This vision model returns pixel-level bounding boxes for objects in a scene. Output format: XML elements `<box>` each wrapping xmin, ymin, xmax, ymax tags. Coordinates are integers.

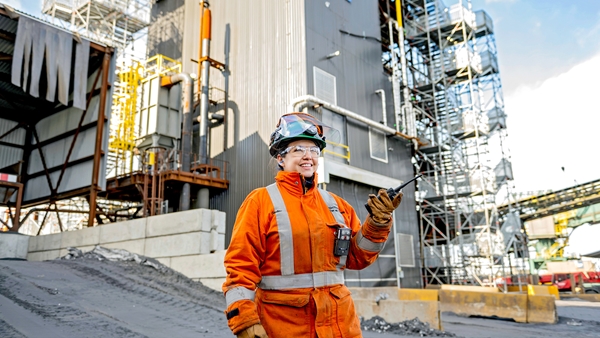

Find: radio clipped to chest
<box><xmin>333</xmin><ymin>227</ymin><xmax>352</xmax><ymax>256</ymax></box>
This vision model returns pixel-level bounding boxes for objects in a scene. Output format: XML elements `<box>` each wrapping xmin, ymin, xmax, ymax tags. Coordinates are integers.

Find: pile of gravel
<box><xmin>361</xmin><ymin>316</ymin><xmax>456</xmax><ymax>337</ymax></box>
<box><xmin>57</xmin><ymin>246</ymin><xmax>226</xmax><ymax>311</ymax></box>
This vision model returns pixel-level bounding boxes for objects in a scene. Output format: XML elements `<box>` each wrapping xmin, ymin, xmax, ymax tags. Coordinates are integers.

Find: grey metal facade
<box><xmin>303</xmin><ymin>1</ymin><xmax>421</xmax><ymax>287</ymax></box>
<box><xmin>148</xmin><ymin>0</ymin><xmax>308</xmax><ymax>233</ymax></box>
<box><xmin>148</xmin><ymin>0</ymin><xmax>421</xmax><ymax>287</ymax></box>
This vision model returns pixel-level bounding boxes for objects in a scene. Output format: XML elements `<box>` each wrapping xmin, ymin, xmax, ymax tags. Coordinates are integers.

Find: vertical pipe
<box><xmin>199</xmin><ymin>4</ymin><xmax>211</xmax><ymax>164</ymax></box>
<box><xmin>143</xmin><ymin>172</ymin><xmax>149</xmax><ymax>216</ymax></box>
<box><xmin>396</xmin><ymin>0</ymin><xmax>415</xmax><ymax>137</ymax></box>
<box><xmin>389</xmin><ymin>20</ymin><xmax>402</xmax><ymax>133</ymax></box>
<box><xmin>198</xmin><ymin>1</ymin><xmax>205</xmax><ymax>103</ymax></box>
<box><xmin>151</xmin><ymin>163</ymin><xmax>157</xmax><ymax>215</ymax></box>
<box><xmin>375</xmin><ymin>89</ymin><xmax>387</xmax><ymax>126</ymax></box>
<box><xmin>197</xmin><ymin>187</ymin><xmax>210</xmax><ymax>209</ymax></box>
<box><xmin>223</xmin><ymin>24</ymin><xmax>230</xmax><ymax>152</ymax></box>
<box><xmin>197</xmin><ymin>2</ymin><xmax>212</xmax><ymax>209</ymax></box>
<box><xmin>181</xmin><ymin>68</ymin><xmax>192</xmax><ymax>207</ymax></box>
<box><xmin>89</xmin><ymin>49</ymin><xmax>111</xmax><ymax>227</ymax></box>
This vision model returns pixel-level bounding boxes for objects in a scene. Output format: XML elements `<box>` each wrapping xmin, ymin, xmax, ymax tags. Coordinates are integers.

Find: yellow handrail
<box><xmin>323</xmin><ymin>140</ymin><xmax>350</xmax><ymax>161</ymax></box>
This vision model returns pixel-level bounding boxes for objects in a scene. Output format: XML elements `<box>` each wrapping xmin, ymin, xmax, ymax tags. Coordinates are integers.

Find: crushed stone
<box><xmin>361</xmin><ymin>316</ymin><xmax>457</xmax><ymax>337</ymax></box>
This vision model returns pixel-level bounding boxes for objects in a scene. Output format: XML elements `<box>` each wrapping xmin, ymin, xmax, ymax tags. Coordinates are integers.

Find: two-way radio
<box><xmin>364</xmin><ymin>174</ymin><xmax>422</xmax><ymax>216</ymax></box>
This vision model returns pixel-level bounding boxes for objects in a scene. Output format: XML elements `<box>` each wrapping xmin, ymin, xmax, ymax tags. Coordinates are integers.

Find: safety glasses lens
<box><xmin>286</xmin><ymin>145</ymin><xmax>320</xmax><ymax>157</ymax></box>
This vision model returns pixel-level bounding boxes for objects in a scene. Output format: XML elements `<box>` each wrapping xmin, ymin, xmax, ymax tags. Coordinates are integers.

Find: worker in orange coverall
<box><xmin>223</xmin><ymin>112</ymin><xmax>403</xmax><ymax>338</ymax></box>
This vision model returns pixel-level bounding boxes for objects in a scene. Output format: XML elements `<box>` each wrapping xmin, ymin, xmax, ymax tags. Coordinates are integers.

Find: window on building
<box><xmin>396</xmin><ymin>233</ymin><xmax>415</xmax><ymax>267</ymax></box>
<box><xmin>369</xmin><ymin>127</ymin><xmax>388</xmax><ymax>163</ymax></box>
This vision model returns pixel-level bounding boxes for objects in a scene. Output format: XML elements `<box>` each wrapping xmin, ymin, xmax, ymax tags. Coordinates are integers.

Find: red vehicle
<box><xmin>540</xmin><ymin>271</ymin><xmax>600</xmax><ymax>293</ymax></box>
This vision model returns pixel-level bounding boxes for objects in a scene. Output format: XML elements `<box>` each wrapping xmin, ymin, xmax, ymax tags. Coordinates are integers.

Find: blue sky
<box><xmin>473</xmin><ymin>0</ymin><xmax>600</xmax><ymax>94</ymax></box>
<box><xmin>5</xmin><ymin>0</ymin><xmax>600</xmax><ymax>255</ymax></box>
<box><xmin>470</xmin><ymin>0</ymin><xmax>600</xmax><ymax>193</ymax></box>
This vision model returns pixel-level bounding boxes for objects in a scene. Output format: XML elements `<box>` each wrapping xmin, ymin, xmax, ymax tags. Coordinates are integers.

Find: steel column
<box><xmin>88</xmin><ymin>48</ymin><xmax>111</xmax><ymax>227</ymax></box>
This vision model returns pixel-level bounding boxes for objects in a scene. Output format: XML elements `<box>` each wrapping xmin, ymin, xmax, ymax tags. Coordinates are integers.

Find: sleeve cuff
<box><xmin>225</xmin><ymin>299</ymin><xmax>261</xmax><ymax>334</ymax></box>
<box><xmin>361</xmin><ymin>216</ymin><xmax>392</xmax><ymax>241</ymax></box>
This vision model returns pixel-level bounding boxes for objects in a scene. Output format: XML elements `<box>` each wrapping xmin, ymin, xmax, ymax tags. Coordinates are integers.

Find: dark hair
<box><xmin>273</xmin><ymin>140</ymin><xmax>291</xmax><ymax>171</ymax></box>
<box><xmin>274</xmin><ymin>140</ymin><xmax>291</xmax><ymax>156</ymax></box>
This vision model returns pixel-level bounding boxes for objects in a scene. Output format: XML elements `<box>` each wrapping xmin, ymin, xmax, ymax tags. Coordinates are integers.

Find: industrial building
<box><xmin>1</xmin><ymin>0</ymin><xmax>599</xmax><ymax>302</ymax></box>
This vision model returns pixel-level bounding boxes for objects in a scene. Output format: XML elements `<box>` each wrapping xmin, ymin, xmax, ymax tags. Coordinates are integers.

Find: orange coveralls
<box><xmin>223</xmin><ymin>171</ymin><xmax>392</xmax><ymax>338</ymax></box>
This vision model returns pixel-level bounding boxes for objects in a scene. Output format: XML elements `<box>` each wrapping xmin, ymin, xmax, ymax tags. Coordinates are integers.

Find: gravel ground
<box><xmin>442</xmin><ymin>309</ymin><xmax>600</xmax><ymax>338</ymax></box>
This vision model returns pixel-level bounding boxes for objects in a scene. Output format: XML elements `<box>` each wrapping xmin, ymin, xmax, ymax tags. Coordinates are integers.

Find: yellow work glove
<box><xmin>366</xmin><ymin>189</ymin><xmax>403</xmax><ymax>225</ymax></box>
<box><xmin>237</xmin><ymin>323</ymin><xmax>268</xmax><ymax>338</ymax></box>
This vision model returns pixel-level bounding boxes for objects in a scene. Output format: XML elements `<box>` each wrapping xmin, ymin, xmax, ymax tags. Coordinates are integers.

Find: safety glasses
<box><xmin>282</xmin><ymin>145</ymin><xmax>321</xmax><ymax>158</ymax></box>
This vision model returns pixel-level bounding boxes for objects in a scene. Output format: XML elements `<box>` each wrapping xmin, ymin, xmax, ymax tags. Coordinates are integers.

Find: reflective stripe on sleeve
<box><xmin>355</xmin><ymin>230</ymin><xmax>385</xmax><ymax>252</ymax></box>
<box><xmin>225</xmin><ymin>287</ymin><xmax>256</xmax><ymax>307</ymax></box>
<box><xmin>266</xmin><ymin>183</ymin><xmax>295</xmax><ymax>276</ymax></box>
<box><xmin>258</xmin><ymin>270</ymin><xmax>345</xmax><ymax>290</ymax></box>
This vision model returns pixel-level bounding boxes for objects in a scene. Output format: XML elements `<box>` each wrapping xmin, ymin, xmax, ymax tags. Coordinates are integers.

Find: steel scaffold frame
<box><xmin>42</xmin><ymin>0</ymin><xmax>150</xmax><ymax>52</ymax></box>
<box><xmin>382</xmin><ymin>0</ymin><xmax>526</xmax><ymax>287</ymax></box>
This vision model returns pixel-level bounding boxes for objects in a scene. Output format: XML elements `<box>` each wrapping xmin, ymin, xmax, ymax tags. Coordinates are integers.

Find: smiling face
<box><xmin>277</xmin><ymin>139</ymin><xmax>320</xmax><ymax>177</ymax></box>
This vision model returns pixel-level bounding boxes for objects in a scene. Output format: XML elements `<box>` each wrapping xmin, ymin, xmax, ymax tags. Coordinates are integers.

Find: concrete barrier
<box><xmin>23</xmin><ymin>209</ymin><xmax>227</xmax><ymax>291</ymax></box>
<box><xmin>0</xmin><ymin>232</ymin><xmax>30</xmax><ymax>259</ymax></box>
<box><xmin>348</xmin><ymin>287</ymin><xmax>441</xmax><ymax>329</ymax></box>
<box><xmin>398</xmin><ymin>288</ymin><xmax>439</xmax><ymax>301</ymax></box>
<box><xmin>351</xmin><ymin>285</ymin><xmax>557</xmax><ymax>325</ymax></box>
<box><xmin>439</xmin><ymin>289</ymin><xmax>528</xmax><ymax>323</ymax></box>
<box><xmin>506</xmin><ymin>285</ymin><xmax>529</xmax><ymax>293</ymax></box>
<box><xmin>440</xmin><ymin>284</ymin><xmax>499</xmax><ymax>293</ymax></box>
<box><xmin>527</xmin><ymin>294</ymin><xmax>557</xmax><ymax>324</ymax></box>
<box><xmin>170</xmin><ymin>250</ymin><xmax>227</xmax><ymax>290</ymax></box>
<box><xmin>506</xmin><ymin>285</ymin><xmax>560</xmax><ymax>300</ymax></box>
<box><xmin>528</xmin><ymin>285</ymin><xmax>560</xmax><ymax>300</ymax></box>
<box><xmin>347</xmin><ymin>286</ymin><xmax>399</xmax><ymax>300</ymax></box>
<box><xmin>352</xmin><ymin>299</ymin><xmax>441</xmax><ymax>330</ymax></box>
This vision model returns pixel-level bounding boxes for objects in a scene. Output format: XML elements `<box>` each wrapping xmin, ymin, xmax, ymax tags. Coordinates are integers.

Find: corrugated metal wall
<box><xmin>208</xmin><ymin>0</ymin><xmax>309</xmax><ymax>244</ymax></box>
<box><xmin>0</xmin><ymin>119</ymin><xmax>25</xmax><ymax>171</ymax></box>
<box><xmin>148</xmin><ymin>0</ymin><xmax>308</xmax><ymax>242</ymax></box>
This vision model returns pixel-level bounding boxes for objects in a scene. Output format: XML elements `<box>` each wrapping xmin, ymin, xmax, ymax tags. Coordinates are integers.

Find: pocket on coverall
<box><xmin>258</xmin><ymin>290</ymin><xmax>311</xmax><ymax>336</ymax></box>
<box><xmin>330</xmin><ymin>285</ymin><xmax>362</xmax><ymax>337</ymax></box>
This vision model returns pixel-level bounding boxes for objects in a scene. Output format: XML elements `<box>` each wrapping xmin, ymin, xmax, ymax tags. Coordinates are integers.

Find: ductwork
<box><xmin>161</xmin><ymin>72</ymin><xmax>193</xmax><ymax>211</ymax></box>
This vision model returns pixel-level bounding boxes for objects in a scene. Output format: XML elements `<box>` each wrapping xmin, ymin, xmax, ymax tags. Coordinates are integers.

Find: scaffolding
<box><xmin>42</xmin><ymin>0</ymin><xmax>150</xmax><ymax>50</ymax></box>
<box><xmin>107</xmin><ymin>55</ymin><xmax>181</xmax><ymax>177</ymax></box>
<box><xmin>108</xmin><ymin>60</ymin><xmax>143</xmax><ymax>176</ymax></box>
<box><xmin>381</xmin><ymin>0</ymin><xmax>525</xmax><ymax>287</ymax></box>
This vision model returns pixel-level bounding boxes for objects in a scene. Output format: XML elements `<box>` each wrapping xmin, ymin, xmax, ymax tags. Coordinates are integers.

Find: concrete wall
<box><xmin>26</xmin><ymin>209</ymin><xmax>227</xmax><ymax>290</ymax></box>
<box><xmin>0</xmin><ymin>232</ymin><xmax>29</xmax><ymax>259</ymax></box>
